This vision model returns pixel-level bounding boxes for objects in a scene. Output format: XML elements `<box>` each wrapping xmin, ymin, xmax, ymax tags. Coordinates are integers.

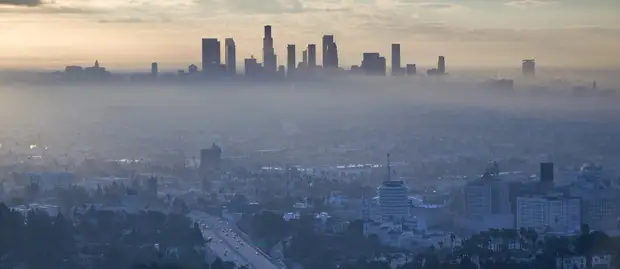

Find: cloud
<box><xmin>0</xmin><ymin>0</ymin><xmax>42</xmax><ymax>6</ymax></box>
<box><xmin>192</xmin><ymin>0</ymin><xmax>348</xmax><ymax>15</ymax></box>
<box><xmin>0</xmin><ymin>5</ymin><xmax>100</xmax><ymax>13</ymax></box>
<box><xmin>505</xmin><ymin>0</ymin><xmax>558</xmax><ymax>8</ymax></box>
<box><xmin>98</xmin><ymin>17</ymin><xmax>172</xmax><ymax>23</ymax></box>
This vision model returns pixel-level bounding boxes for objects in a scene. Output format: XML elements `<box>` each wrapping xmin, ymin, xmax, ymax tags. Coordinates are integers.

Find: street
<box><xmin>188</xmin><ymin>211</ymin><xmax>284</xmax><ymax>269</ymax></box>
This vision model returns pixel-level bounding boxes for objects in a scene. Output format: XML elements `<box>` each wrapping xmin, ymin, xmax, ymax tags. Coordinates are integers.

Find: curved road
<box><xmin>188</xmin><ymin>211</ymin><xmax>284</xmax><ymax>269</ymax></box>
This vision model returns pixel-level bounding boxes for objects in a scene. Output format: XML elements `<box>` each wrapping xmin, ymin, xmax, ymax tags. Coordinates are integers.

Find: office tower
<box><xmin>307</xmin><ymin>44</ymin><xmax>317</xmax><ymax>67</ymax></box>
<box><xmin>244</xmin><ymin>56</ymin><xmax>261</xmax><ymax>78</ymax></box>
<box><xmin>302</xmin><ymin>49</ymin><xmax>308</xmax><ymax>67</ymax></box>
<box><xmin>572</xmin><ymin>188</ymin><xmax>619</xmax><ymax>232</ymax></box>
<box><xmin>463</xmin><ymin>177</ymin><xmax>511</xmax><ymax>217</ymax></box>
<box><xmin>438</xmin><ymin>56</ymin><xmax>446</xmax><ymax>74</ymax></box>
<box><xmin>391</xmin><ymin>43</ymin><xmax>401</xmax><ymax>76</ymax></box>
<box><xmin>201</xmin><ymin>38</ymin><xmax>221</xmax><ymax>75</ymax></box>
<box><xmin>522</xmin><ymin>59</ymin><xmax>536</xmax><ymax>77</ymax></box>
<box><xmin>151</xmin><ymin>62</ymin><xmax>158</xmax><ymax>77</ymax></box>
<box><xmin>516</xmin><ymin>194</ymin><xmax>581</xmax><ymax>234</ymax></box>
<box><xmin>199</xmin><ymin>143</ymin><xmax>222</xmax><ymax>177</ymax></box>
<box><xmin>263</xmin><ymin>25</ymin><xmax>277</xmax><ymax>75</ymax></box>
<box><xmin>540</xmin><ymin>162</ymin><xmax>554</xmax><ymax>185</ymax></box>
<box><xmin>322</xmin><ymin>35</ymin><xmax>338</xmax><ymax>68</ymax></box>
<box><xmin>287</xmin><ymin>44</ymin><xmax>296</xmax><ymax>77</ymax></box>
<box><xmin>361</xmin><ymin>53</ymin><xmax>386</xmax><ymax>76</ymax></box>
<box><xmin>322</xmin><ymin>35</ymin><xmax>332</xmax><ymax>67</ymax></box>
<box><xmin>406</xmin><ymin>64</ymin><xmax>416</xmax><ymax>75</ymax></box>
<box><xmin>225</xmin><ymin>38</ymin><xmax>236</xmax><ymax>76</ymax></box>
<box><xmin>188</xmin><ymin>64</ymin><xmax>198</xmax><ymax>74</ymax></box>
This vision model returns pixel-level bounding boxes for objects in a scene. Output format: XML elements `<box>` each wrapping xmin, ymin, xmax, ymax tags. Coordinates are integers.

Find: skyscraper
<box><xmin>287</xmin><ymin>44</ymin><xmax>296</xmax><ymax>77</ymax></box>
<box><xmin>201</xmin><ymin>38</ymin><xmax>221</xmax><ymax>75</ymax></box>
<box><xmin>522</xmin><ymin>59</ymin><xmax>536</xmax><ymax>77</ymax></box>
<box><xmin>307</xmin><ymin>44</ymin><xmax>317</xmax><ymax>67</ymax></box>
<box><xmin>406</xmin><ymin>64</ymin><xmax>416</xmax><ymax>76</ymax></box>
<box><xmin>263</xmin><ymin>25</ymin><xmax>277</xmax><ymax>75</ymax></box>
<box><xmin>361</xmin><ymin>53</ymin><xmax>386</xmax><ymax>76</ymax></box>
<box><xmin>322</xmin><ymin>35</ymin><xmax>339</xmax><ymax>69</ymax></box>
<box><xmin>151</xmin><ymin>62</ymin><xmax>158</xmax><ymax>77</ymax></box>
<box><xmin>225</xmin><ymin>38</ymin><xmax>236</xmax><ymax>76</ymax></box>
<box><xmin>302</xmin><ymin>49</ymin><xmax>308</xmax><ymax>67</ymax></box>
<box><xmin>322</xmin><ymin>35</ymin><xmax>333</xmax><ymax>67</ymax></box>
<box><xmin>244</xmin><ymin>55</ymin><xmax>261</xmax><ymax>78</ymax></box>
<box><xmin>438</xmin><ymin>56</ymin><xmax>446</xmax><ymax>74</ymax></box>
<box><xmin>391</xmin><ymin>44</ymin><xmax>401</xmax><ymax>76</ymax></box>
<box><xmin>331</xmin><ymin>42</ymin><xmax>339</xmax><ymax>68</ymax></box>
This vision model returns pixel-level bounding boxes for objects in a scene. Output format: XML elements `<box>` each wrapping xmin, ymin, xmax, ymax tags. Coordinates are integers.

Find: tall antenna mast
<box><xmin>387</xmin><ymin>153</ymin><xmax>391</xmax><ymax>181</ymax></box>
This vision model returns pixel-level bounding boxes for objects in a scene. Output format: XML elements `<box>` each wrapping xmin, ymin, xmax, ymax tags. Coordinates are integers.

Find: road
<box><xmin>188</xmin><ymin>211</ymin><xmax>284</xmax><ymax>269</ymax></box>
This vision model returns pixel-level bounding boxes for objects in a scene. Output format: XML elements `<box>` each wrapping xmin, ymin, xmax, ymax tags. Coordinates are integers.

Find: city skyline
<box><xmin>1</xmin><ymin>0</ymin><xmax>619</xmax><ymax>69</ymax></box>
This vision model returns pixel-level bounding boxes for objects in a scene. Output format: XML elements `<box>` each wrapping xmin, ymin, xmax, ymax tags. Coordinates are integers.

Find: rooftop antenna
<box><xmin>387</xmin><ymin>153</ymin><xmax>392</xmax><ymax>181</ymax></box>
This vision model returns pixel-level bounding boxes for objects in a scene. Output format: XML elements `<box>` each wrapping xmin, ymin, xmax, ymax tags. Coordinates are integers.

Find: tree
<box><xmin>459</xmin><ymin>256</ymin><xmax>477</xmax><ymax>269</ymax></box>
<box><xmin>423</xmin><ymin>252</ymin><xmax>441</xmax><ymax>269</ymax></box>
<box><xmin>576</xmin><ymin>224</ymin><xmax>593</xmax><ymax>269</ymax></box>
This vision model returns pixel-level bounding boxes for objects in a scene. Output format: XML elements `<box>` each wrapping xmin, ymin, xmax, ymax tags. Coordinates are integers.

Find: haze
<box><xmin>1</xmin><ymin>78</ymin><xmax>619</xmax><ymax>170</ymax></box>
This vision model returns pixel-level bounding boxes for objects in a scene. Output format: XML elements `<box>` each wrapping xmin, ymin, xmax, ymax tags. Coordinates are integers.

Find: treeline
<box><xmin>0</xmin><ymin>202</ymin><xmax>205</xmax><ymax>269</ymax></box>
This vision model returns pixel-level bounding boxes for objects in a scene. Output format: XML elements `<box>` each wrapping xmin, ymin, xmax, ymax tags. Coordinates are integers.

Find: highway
<box><xmin>188</xmin><ymin>211</ymin><xmax>284</xmax><ymax>269</ymax></box>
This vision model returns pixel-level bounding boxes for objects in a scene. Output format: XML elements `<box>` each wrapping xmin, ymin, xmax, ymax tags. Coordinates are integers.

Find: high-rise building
<box><xmin>263</xmin><ymin>25</ymin><xmax>277</xmax><ymax>75</ymax></box>
<box><xmin>427</xmin><ymin>56</ymin><xmax>446</xmax><ymax>76</ymax></box>
<box><xmin>378</xmin><ymin>180</ymin><xmax>409</xmax><ymax>221</ymax></box>
<box><xmin>302</xmin><ymin>49</ymin><xmax>308</xmax><ymax>67</ymax></box>
<box><xmin>361</xmin><ymin>53</ymin><xmax>386</xmax><ymax>76</ymax></box>
<box><xmin>377</xmin><ymin>154</ymin><xmax>409</xmax><ymax>221</ymax></box>
<box><xmin>244</xmin><ymin>55</ymin><xmax>261</xmax><ymax>78</ymax></box>
<box><xmin>522</xmin><ymin>59</ymin><xmax>536</xmax><ymax>77</ymax></box>
<box><xmin>438</xmin><ymin>56</ymin><xmax>446</xmax><ymax>74</ymax></box>
<box><xmin>322</xmin><ymin>35</ymin><xmax>338</xmax><ymax>68</ymax></box>
<box><xmin>287</xmin><ymin>44</ymin><xmax>296</xmax><ymax>77</ymax></box>
<box><xmin>151</xmin><ymin>62</ymin><xmax>158</xmax><ymax>77</ymax></box>
<box><xmin>201</xmin><ymin>38</ymin><xmax>221</xmax><ymax>75</ymax></box>
<box><xmin>307</xmin><ymin>44</ymin><xmax>317</xmax><ymax>67</ymax></box>
<box><xmin>225</xmin><ymin>38</ymin><xmax>236</xmax><ymax>76</ymax></box>
<box><xmin>569</xmin><ymin>176</ymin><xmax>620</xmax><ymax>232</ymax></box>
<box><xmin>188</xmin><ymin>64</ymin><xmax>198</xmax><ymax>74</ymax></box>
<box><xmin>406</xmin><ymin>64</ymin><xmax>416</xmax><ymax>75</ymax></box>
<box><xmin>463</xmin><ymin>177</ymin><xmax>511</xmax><ymax>217</ymax></box>
<box><xmin>516</xmin><ymin>194</ymin><xmax>581</xmax><ymax>234</ymax></box>
<box><xmin>322</xmin><ymin>35</ymin><xmax>333</xmax><ymax>67</ymax></box>
<box><xmin>391</xmin><ymin>43</ymin><xmax>401</xmax><ymax>76</ymax></box>
<box><xmin>331</xmin><ymin>42</ymin><xmax>339</xmax><ymax>68</ymax></box>
<box><xmin>200</xmin><ymin>143</ymin><xmax>222</xmax><ymax>177</ymax></box>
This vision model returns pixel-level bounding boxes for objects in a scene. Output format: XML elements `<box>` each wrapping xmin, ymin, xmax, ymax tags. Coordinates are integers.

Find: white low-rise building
<box><xmin>516</xmin><ymin>193</ymin><xmax>581</xmax><ymax>234</ymax></box>
<box><xmin>556</xmin><ymin>254</ymin><xmax>613</xmax><ymax>269</ymax></box>
<box><xmin>12</xmin><ymin>203</ymin><xmax>60</xmax><ymax>217</ymax></box>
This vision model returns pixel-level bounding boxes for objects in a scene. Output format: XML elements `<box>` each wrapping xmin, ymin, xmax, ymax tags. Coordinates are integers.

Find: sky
<box><xmin>0</xmin><ymin>0</ymin><xmax>619</xmax><ymax>70</ymax></box>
